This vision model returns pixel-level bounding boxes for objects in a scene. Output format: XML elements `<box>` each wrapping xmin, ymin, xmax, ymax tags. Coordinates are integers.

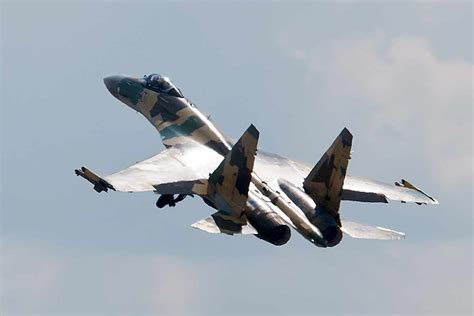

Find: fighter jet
<box><xmin>75</xmin><ymin>73</ymin><xmax>438</xmax><ymax>247</ymax></box>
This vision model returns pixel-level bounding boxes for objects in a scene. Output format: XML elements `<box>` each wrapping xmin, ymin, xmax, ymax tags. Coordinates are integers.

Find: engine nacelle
<box><xmin>246</xmin><ymin>195</ymin><xmax>291</xmax><ymax>246</ymax></box>
<box><xmin>308</xmin><ymin>207</ymin><xmax>343</xmax><ymax>247</ymax></box>
<box><xmin>278</xmin><ymin>178</ymin><xmax>343</xmax><ymax>247</ymax></box>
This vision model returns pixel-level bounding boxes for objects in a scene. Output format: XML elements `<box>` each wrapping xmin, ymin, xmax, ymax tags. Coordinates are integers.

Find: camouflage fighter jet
<box><xmin>75</xmin><ymin>74</ymin><xmax>438</xmax><ymax>247</ymax></box>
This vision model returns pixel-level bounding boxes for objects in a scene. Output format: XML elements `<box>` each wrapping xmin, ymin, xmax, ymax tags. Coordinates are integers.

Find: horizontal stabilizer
<box><xmin>191</xmin><ymin>211</ymin><xmax>257</xmax><ymax>235</ymax></box>
<box><xmin>341</xmin><ymin>219</ymin><xmax>405</xmax><ymax>240</ymax></box>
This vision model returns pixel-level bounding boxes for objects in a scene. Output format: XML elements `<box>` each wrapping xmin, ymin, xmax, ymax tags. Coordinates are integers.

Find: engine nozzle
<box><xmin>278</xmin><ymin>178</ymin><xmax>343</xmax><ymax>247</ymax></box>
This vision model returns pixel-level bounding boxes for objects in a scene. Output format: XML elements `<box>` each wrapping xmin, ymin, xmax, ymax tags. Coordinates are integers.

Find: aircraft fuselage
<box><xmin>103</xmin><ymin>74</ymin><xmax>329</xmax><ymax>247</ymax></box>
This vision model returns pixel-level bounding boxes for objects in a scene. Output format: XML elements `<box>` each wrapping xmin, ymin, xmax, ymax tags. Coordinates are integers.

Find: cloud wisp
<box><xmin>292</xmin><ymin>33</ymin><xmax>472</xmax><ymax>188</ymax></box>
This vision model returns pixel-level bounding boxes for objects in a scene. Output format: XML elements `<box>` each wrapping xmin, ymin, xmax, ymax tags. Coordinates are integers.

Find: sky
<box><xmin>1</xmin><ymin>1</ymin><xmax>472</xmax><ymax>315</ymax></box>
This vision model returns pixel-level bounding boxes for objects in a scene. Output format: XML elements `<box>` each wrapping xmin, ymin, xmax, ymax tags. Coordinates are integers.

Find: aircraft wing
<box><xmin>76</xmin><ymin>143</ymin><xmax>223</xmax><ymax>193</ymax></box>
<box><xmin>76</xmin><ymin>140</ymin><xmax>437</xmax><ymax>205</ymax></box>
<box><xmin>253</xmin><ymin>151</ymin><xmax>438</xmax><ymax>206</ymax></box>
<box><xmin>342</xmin><ymin>176</ymin><xmax>438</xmax><ymax>205</ymax></box>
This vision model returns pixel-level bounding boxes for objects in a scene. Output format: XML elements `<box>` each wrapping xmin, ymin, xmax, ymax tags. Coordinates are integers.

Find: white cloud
<box><xmin>1</xmin><ymin>237</ymin><xmax>472</xmax><ymax>315</ymax></box>
<box><xmin>1</xmin><ymin>241</ymin><xmax>62</xmax><ymax>312</ymax></box>
<box><xmin>1</xmin><ymin>241</ymin><xmax>199</xmax><ymax>315</ymax></box>
<box><xmin>292</xmin><ymin>33</ymin><xmax>472</xmax><ymax>188</ymax></box>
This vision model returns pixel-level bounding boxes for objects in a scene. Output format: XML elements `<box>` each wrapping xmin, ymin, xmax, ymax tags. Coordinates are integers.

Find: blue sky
<box><xmin>1</xmin><ymin>1</ymin><xmax>472</xmax><ymax>315</ymax></box>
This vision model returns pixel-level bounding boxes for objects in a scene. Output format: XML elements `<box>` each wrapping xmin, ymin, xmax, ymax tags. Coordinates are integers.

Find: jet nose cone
<box><xmin>103</xmin><ymin>75</ymin><xmax>123</xmax><ymax>97</ymax></box>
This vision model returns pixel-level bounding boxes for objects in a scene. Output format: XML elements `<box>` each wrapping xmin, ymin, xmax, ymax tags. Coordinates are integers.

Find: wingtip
<box><xmin>400</xmin><ymin>179</ymin><xmax>438</xmax><ymax>205</ymax></box>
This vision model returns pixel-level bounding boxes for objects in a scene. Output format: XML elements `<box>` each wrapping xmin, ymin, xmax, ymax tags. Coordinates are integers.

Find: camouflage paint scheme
<box><xmin>75</xmin><ymin>74</ymin><xmax>438</xmax><ymax>248</ymax></box>
<box><xmin>207</xmin><ymin>124</ymin><xmax>259</xmax><ymax>217</ymax></box>
<box><xmin>111</xmin><ymin>75</ymin><xmax>230</xmax><ymax>154</ymax></box>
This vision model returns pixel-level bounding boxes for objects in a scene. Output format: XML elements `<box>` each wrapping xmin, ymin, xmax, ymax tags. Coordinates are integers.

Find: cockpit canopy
<box><xmin>145</xmin><ymin>74</ymin><xmax>183</xmax><ymax>98</ymax></box>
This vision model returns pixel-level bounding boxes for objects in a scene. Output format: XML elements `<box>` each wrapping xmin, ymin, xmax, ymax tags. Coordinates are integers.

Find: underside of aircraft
<box><xmin>76</xmin><ymin>73</ymin><xmax>438</xmax><ymax>248</ymax></box>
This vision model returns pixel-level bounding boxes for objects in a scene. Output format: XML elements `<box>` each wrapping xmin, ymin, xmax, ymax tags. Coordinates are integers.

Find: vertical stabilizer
<box><xmin>303</xmin><ymin>128</ymin><xmax>353</xmax><ymax>220</ymax></box>
<box><xmin>208</xmin><ymin>124</ymin><xmax>259</xmax><ymax>216</ymax></box>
